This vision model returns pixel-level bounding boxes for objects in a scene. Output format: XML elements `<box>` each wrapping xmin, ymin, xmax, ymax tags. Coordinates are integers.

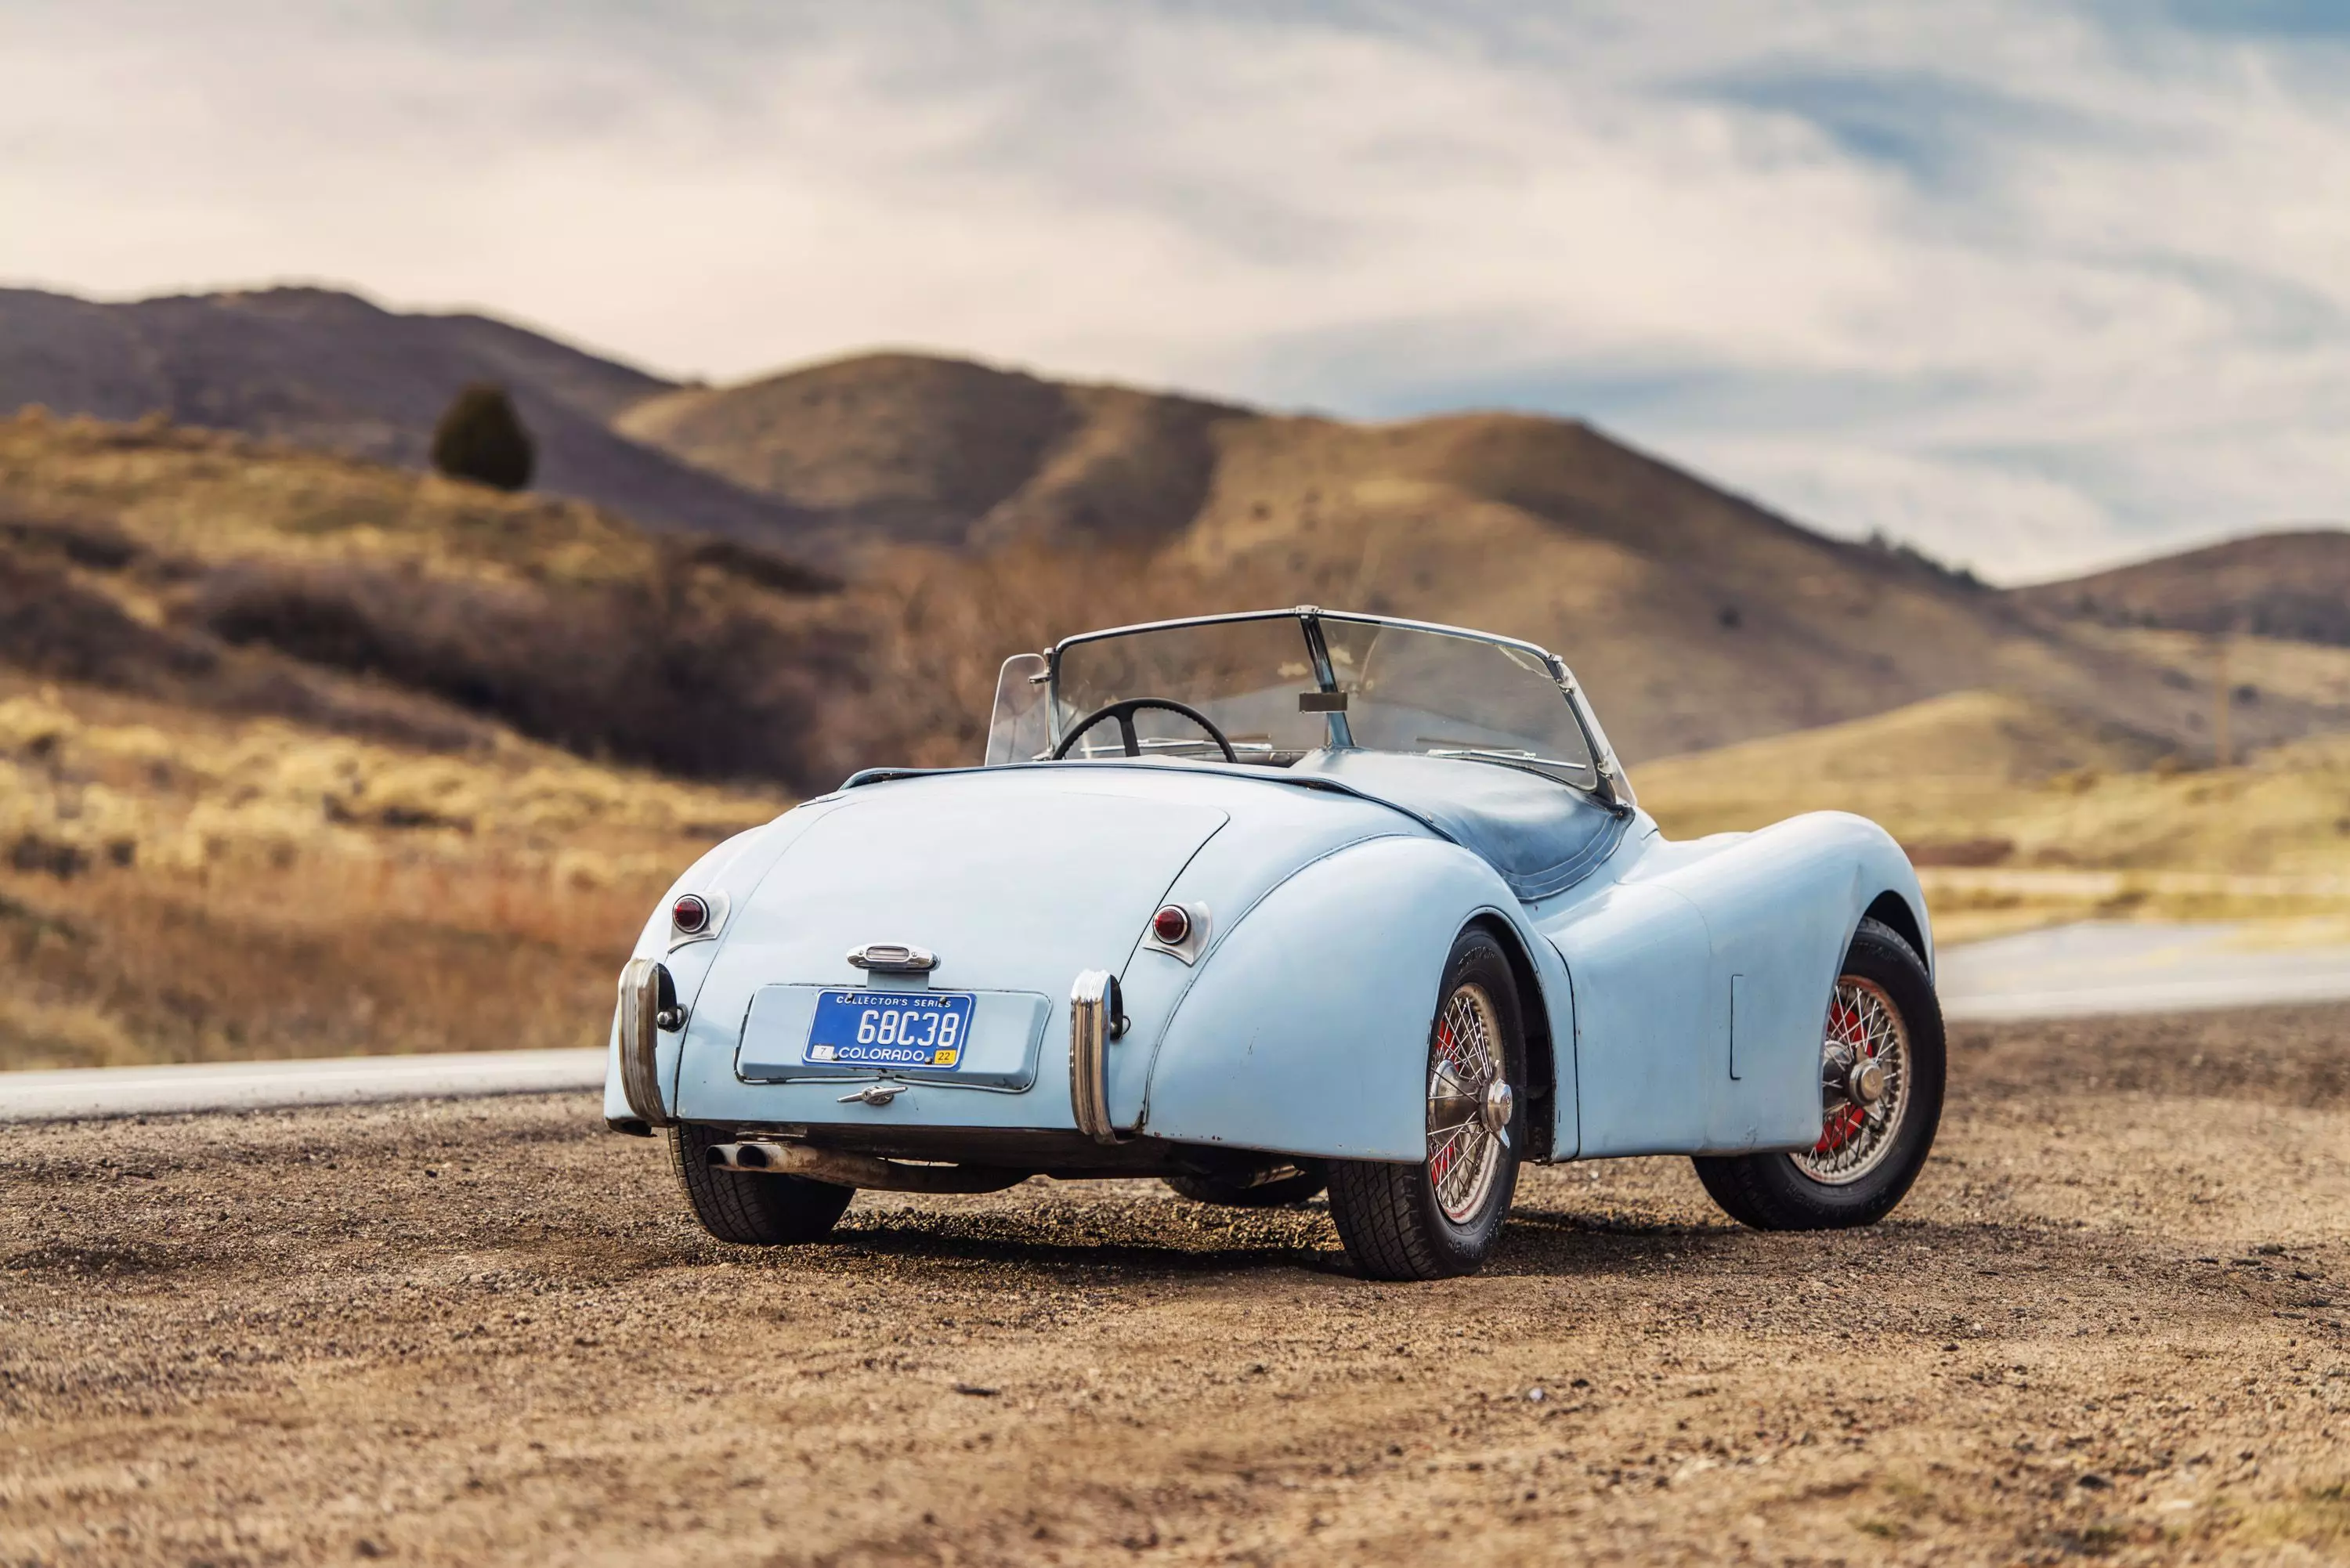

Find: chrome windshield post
<box><xmin>1547</xmin><ymin>654</ymin><xmax>1636</xmax><ymax>814</ymax></box>
<box><xmin>1297</xmin><ymin>607</ymin><xmax>1357</xmax><ymax>750</ymax></box>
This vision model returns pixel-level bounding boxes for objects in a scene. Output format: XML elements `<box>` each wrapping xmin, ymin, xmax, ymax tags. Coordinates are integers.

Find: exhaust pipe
<box><xmin>707</xmin><ymin>1140</ymin><xmax>1028</xmax><ymax>1194</ymax></box>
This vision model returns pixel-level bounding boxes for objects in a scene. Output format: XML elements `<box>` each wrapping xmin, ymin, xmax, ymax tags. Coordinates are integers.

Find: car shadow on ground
<box><xmin>805</xmin><ymin>1222</ymin><xmax>1359</xmax><ymax>1278</ymax></box>
<box><xmin>725</xmin><ymin>1203</ymin><xmax>2308</xmax><ymax>1313</ymax></box>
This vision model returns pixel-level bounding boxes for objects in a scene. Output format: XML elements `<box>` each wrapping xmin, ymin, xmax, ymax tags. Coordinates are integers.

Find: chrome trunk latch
<box><xmin>847</xmin><ymin>943</ymin><xmax>938</xmax><ymax>974</ymax></box>
<box><xmin>839</xmin><ymin>1082</ymin><xmax>909</xmax><ymax>1107</ymax></box>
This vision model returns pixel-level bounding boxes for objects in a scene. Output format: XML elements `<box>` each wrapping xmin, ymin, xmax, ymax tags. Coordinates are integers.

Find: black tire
<box><xmin>1692</xmin><ymin>916</ymin><xmax>1945</xmax><ymax>1231</ymax></box>
<box><xmin>668</xmin><ymin>1123</ymin><xmax>855</xmax><ymax>1245</ymax></box>
<box><xmin>1327</xmin><ymin>928</ymin><xmax>1527</xmax><ymax>1281</ymax></box>
<box><xmin>1163</xmin><ymin>1162</ymin><xmax>1329</xmax><ymax>1208</ymax></box>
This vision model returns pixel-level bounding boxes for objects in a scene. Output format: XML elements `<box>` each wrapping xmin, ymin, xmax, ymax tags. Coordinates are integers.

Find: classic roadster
<box><xmin>606</xmin><ymin>608</ymin><xmax>1943</xmax><ymax>1279</ymax></box>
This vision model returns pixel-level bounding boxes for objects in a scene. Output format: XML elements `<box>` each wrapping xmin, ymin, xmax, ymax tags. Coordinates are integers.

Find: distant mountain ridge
<box><xmin>0</xmin><ymin>285</ymin><xmax>815</xmax><ymax>546</ymax></box>
<box><xmin>5</xmin><ymin>283</ymin><xmax>2347</xmax><ymax>770</ymax></box>
<box><xmin>2016</xmin><ymin>529</ymin><xmax>2350</xmax><ymax>646</ymax></box>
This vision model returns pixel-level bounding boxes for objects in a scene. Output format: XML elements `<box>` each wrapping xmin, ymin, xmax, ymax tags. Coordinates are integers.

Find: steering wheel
<box><xmin>1050</xmin><ymin>698</ymin><xmax>1239</xmax><ymax>763</ymax></box>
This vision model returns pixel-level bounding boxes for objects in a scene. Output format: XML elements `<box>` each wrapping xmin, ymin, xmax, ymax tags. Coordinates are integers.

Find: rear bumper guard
<box><xmin>1068</xmin><ymin>969</ymin><xmax>1127</xmax><ymax>1145</ymax></box>
<box><xmin>619</xmin><ymin>958</ymin><xmax>679</xmax><ymax>1127</ymax></box>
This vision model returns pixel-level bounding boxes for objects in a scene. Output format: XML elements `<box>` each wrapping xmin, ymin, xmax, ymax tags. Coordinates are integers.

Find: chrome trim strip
<box><xmin>618</xmin><ymin>959</ymin><xmax>674</xmax><ymax>1127</ymax></box>
<box><xmin>1068</xmin><ymin>969</ymin><xmax>1120</xmax><ymax>1144</ymax></box>
<box><xmin>1050</xmin><ymin>605</ymin><xmax>1314</xmax><ymax>656</ymax></box>
<box><xmin>1050</xmin><ymin>605</ymin><xmax>1561</xmax><ymax>665</ymax></box>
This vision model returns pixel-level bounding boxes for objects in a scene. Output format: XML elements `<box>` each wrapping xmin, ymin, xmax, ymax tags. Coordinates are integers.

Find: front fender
<box><xmin>1546</xmin><ymin>810</ymin><xmax>1932</xmax><ymax>1158</ymax></box>
<box><xmin>1139</xmin><ymin>835</ymin><xmax>1534</xmax><ymax>1162</ymax></box>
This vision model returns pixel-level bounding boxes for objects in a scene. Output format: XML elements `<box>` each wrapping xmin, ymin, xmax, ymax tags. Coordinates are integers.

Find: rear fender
<box><xmin>1139</xmin><ymin>835</ymin><xmax>1569</xmax><ymax>1162</ymax></box>
<box><xmin>599</xmin><ymin>803</ymin><xmax>830</xmax><ymax>1126</ymax></box>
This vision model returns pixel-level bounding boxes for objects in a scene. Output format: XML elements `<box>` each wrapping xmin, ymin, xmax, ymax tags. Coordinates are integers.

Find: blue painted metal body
<box><xmin>604</xmin><ymin>753</ymin><xmax>1931</xmax><ymax>1168</ymax></box>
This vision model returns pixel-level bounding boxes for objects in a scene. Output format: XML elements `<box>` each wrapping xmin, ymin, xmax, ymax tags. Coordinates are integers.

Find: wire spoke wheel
<box><xmin>1793</xmin><ymin>975</ymin><xmax>1911</xmax><ymax>1185</ymax></box>
<box><xmin>1426</xmin><ymin>981</ymin><xmax>1506</xmax><ymax>1223</ymax></box>
<box><xmin>1690</xmin><ymin>917</ymin><xmax>1944</xmax><ymax>1233</ymax></box>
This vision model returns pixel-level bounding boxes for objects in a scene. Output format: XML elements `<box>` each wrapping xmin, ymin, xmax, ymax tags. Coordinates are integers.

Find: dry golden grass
<box><xmin>0</xmin><ymin>409</ymin><xmax>659</xmax><ymax>591</ymax></box>
<box><xmin>0</xmin><ymin>674</ymin><xmax>782</xmax><ymax>1070</ymax></box>
<box><xmin>1</xmin><ymin>410</ymin><xmax>851</xmax><ymax>787</ymax></box>
<box><xmin>1636</xmin><ymin>688</ymin><xmax>2350</xmax><ymax>939</ymax></box>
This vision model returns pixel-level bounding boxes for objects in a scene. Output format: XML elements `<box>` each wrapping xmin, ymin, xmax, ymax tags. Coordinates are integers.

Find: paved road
<box><xmin>8</xmin><ymin>920</ymin><xmax>2350</xmax><ymax>1122</ymax></box>
<box><xmin>0</xmin><ymin>1047</ymin><xmax>605</xmax><ymax>1124</ymax></box>
<box><xmin>1938</xmin><ymin>919</ymin><xmax>2350</xmax><ymax>1021</ymax></box>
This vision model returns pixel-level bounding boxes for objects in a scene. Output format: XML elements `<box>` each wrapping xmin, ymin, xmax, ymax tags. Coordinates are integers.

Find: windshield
<box><xmin>1028</xmin><ymin>610</ymin><xmax>1600</xmax><ymax>786</ymax></box>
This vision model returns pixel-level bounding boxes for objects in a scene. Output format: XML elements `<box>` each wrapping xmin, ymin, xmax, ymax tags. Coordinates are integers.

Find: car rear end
<box><xmin>608</xmin><ymin>767</ymin><xmax>1240</xmax><ymax>1172</ymax></box>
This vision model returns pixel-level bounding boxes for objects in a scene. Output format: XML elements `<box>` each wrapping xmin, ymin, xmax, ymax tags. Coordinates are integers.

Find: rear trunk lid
<box><xmin>672</xmin><ymin>771</ymin><xmax>1227</xmax><ymax>1118</ymax></box>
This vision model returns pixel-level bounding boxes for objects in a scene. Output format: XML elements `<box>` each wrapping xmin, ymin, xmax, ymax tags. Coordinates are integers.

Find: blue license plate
<box><xmin>805</xmin><ymin>989</ymin><xmax>975</xmax><ymax>1071</ymax></box>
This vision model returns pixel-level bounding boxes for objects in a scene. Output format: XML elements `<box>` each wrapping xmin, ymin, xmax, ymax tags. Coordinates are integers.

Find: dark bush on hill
<box><xmin>429</xmin><ymin>383</ymin><xmax>535</xmax><ymax>492</ymax></box>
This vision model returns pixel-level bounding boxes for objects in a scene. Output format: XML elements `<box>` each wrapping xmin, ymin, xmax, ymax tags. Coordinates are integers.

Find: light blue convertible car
<box><xmin>608</xmin><ymin>608</ymin><xmax>1943</xmax><ymax>1279</ymax></box>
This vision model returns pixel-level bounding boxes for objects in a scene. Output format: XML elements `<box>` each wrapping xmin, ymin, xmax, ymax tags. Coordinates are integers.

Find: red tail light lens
<box><xmin>671</xmin><ymin>894</ymin><xmax>710</xmax><ymax>934</ymax></box>
<box><xmin>1152</xmin><ymin>905</ymin><xmax>1191</xmax><ymax>945</ymax></box>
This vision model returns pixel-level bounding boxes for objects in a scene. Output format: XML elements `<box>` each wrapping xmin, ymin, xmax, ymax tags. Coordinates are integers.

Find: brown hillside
<box><xmin>620</xmin><ymin>352</ymin><xmax>2350</xmax><ymax>763</ymax></box>
<box><xmin>0</xmin><ymin>286</ymin><xmax>819</xmax><ymax>547</ymax></box>
<box><xmin>2014</xmin><ymin>528</ymin><xmax>2350</xmax><ymax>645</ymax></box>
<box><xmin>1173</xmin><ymin>411</ymin><xmax>2345</xmax><ymax>757</ymax></box>
<box><xmin>11</xmin><ymin>284</ymin><xmax>2350</xmax><ymax>771</ymax></box>
<box><xmin>615</xmin><ymin>352</ymin><xmax>1246</xmax><ymax>551</ymax></box>
<box><xmin>0</xmin><ymin>410</ymin><xmax>855</xmax><ymax>787</ymax></box>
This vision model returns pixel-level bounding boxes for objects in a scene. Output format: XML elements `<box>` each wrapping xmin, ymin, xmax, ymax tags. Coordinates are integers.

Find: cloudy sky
<box><xmin>4</xmin><ymin>2</ymin><xmax>2348</xmax><ymax>581</ymax></box>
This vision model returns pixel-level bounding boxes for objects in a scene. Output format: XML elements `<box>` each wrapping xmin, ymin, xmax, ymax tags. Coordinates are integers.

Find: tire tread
<box><xmin>668</xmin><ymin>1125</ymin><xmax>855</xmax><ymax>1245</ymax></box>
<box><xmin>1325</xmin><ymin>929</ymin><xmax>1526</xmax><ymax>1281</ymax></box>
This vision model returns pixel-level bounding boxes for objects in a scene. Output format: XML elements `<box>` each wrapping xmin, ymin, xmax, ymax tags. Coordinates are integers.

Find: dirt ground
<box><xmin>5</xmin><ymin>1007</ymin><xmax>2350</xmax><ymax>1566</ymax></box>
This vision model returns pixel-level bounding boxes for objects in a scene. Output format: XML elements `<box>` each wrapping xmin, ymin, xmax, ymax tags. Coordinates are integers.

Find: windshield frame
<box><xmin>1042</xmin><ymin>605</ymin><xmax>1635</xmax><ymax>811</ymax></box>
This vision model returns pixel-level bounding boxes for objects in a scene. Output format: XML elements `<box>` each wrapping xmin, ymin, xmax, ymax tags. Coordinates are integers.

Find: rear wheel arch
<box><xmin>1466</xmin><ymin>913</ymin><xmax>1556</xmax><ymax>1162</ymax></box>
<box><xmin>1862</xmin><ymin>890</ymin><xmax>1929</xmax><ymax>974</ymax></box>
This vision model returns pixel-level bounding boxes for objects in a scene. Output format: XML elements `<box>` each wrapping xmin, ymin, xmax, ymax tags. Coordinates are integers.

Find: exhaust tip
<box><xmin>734</xmin><ymin>1143</ymin><xmax>770</xmax><ymax>1169</ymax></box>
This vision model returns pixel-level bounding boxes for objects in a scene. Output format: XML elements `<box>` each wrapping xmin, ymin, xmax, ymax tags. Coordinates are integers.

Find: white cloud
<box><xmin>2</xmin><ymin>0</ymin><xmax>2347</xmax><ymax>580</ymax></box>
